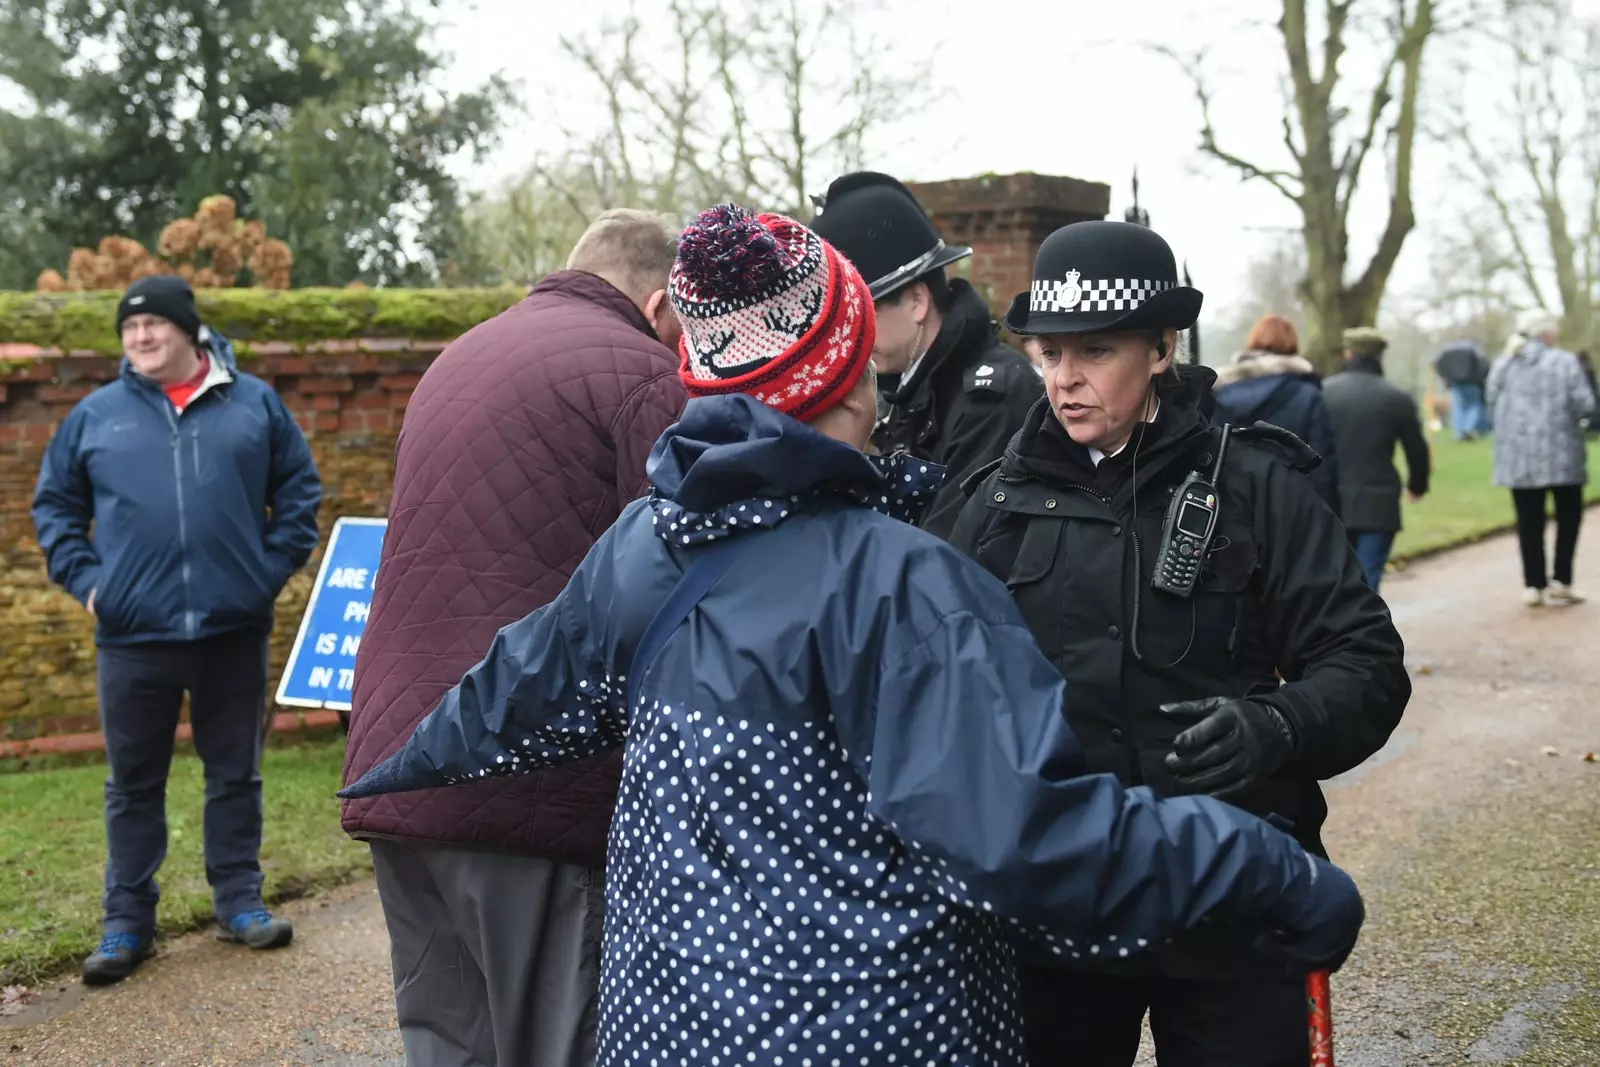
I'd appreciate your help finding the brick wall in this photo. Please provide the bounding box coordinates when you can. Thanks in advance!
[0,340,443,744]
[907,172,1111,311]
[0,169,1108,748]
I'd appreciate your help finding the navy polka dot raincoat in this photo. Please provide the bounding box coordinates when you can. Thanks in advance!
[344,393,1341,1066]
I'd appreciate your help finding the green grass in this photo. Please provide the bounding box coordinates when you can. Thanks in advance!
[1391,433,1600,563]
[0,736,367,984]
[0,431,1592,987]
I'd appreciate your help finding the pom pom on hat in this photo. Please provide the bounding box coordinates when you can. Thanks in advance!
[673,203,787,302]
[670,203,874,422]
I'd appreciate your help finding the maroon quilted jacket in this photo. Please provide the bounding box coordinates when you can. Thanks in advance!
[340,271,686,865]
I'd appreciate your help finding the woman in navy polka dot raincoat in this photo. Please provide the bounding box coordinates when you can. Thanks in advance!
[343,205,1364,1066]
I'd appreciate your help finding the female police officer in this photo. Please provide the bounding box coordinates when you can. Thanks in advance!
[948,221,1410,1067]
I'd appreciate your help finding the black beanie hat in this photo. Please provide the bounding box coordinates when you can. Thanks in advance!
[116,275,203,341]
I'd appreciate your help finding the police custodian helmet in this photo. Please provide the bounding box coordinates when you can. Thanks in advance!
[1004,220,1203,337]
[808,172,972,301]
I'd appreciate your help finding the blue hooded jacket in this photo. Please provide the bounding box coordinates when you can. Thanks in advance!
[32,331,321,644]
[343,393,1351,1066]
[1213,351,1342,516]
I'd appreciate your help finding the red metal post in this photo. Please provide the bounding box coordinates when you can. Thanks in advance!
[1308,970,1335,1066]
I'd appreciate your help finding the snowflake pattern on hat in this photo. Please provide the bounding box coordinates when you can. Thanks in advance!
[671,203,874,421]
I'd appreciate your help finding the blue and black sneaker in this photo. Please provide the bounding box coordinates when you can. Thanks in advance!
[81,931,156,985]
[216,909,294,950]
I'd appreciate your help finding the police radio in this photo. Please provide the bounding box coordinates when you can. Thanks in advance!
[1151,426,1231,599]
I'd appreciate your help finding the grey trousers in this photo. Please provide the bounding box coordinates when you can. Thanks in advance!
[370,840,604,1067]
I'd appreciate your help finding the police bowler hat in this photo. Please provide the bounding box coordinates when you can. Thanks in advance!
[808,172,972,301]
[1004,221,1203,336]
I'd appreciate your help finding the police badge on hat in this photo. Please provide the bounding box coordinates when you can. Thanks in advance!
[1004,221,1203,337]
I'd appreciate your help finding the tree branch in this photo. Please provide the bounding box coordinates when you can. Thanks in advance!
[707,10,759,204]
[1319,0,1355,104]
[1281,0,1317,129]
[1151,43,1301,202]
[1344,0,1432,325]
[1451,113,1548,309]
[1337,32,1403,211]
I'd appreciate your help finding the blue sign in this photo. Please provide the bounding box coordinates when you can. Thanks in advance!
[275,517,387,710]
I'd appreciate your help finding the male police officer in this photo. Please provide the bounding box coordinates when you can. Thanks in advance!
[810,171,1041,537]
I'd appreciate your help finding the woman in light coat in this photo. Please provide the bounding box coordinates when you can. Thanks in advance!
[1487,312,1596,606]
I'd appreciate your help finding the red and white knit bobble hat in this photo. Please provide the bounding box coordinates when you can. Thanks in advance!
[670,203,876,421]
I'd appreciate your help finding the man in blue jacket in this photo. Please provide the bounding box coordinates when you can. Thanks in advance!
[343,205,1365,1067]
[33,275,321,985]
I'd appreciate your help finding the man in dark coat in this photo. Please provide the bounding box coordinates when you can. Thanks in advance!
[341,209,687,1066]
[1323,327,1431,590]
[949,221,1408,1066]
[809,171,1042,538]
[343,203,1367,1067]
[33,276,321,984]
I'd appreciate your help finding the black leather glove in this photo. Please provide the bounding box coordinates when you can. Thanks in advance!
[1160,696,1296,800]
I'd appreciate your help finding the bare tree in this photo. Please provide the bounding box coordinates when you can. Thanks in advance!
[1446,0,1600,347]
[460,0,934,283]
[457,168,600,287]
[1167,1,1446,372]
[1413,213,1521,348]
[1206,236,1308,365]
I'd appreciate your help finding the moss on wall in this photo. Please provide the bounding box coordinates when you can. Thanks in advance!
[0,287,524,355]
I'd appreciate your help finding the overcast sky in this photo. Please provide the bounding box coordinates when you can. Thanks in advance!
[434,0,1460,330]
[10,0,1580,334]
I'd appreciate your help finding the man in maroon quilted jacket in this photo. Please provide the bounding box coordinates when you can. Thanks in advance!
[341,209,687,1067]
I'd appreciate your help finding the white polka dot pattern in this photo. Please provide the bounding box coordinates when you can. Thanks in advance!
[441,667,1039,1065]
[591,697,1029,1066]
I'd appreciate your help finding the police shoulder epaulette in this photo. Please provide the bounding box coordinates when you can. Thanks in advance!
[964,359,1010,395]
[1230,421,1322,473]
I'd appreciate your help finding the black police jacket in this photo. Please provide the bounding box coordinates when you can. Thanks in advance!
[874,278,1042,539]
[948,367,1409,857]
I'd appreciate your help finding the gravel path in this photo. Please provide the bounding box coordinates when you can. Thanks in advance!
[4,529,1597,1066]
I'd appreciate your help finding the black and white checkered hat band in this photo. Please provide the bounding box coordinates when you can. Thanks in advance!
[1030,278,1175,314]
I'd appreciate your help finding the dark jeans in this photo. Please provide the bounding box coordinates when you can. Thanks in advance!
[1512,485,1584,588]
[1349,529,1397,591]
[97,627,271,939]
[1020,966,1310,1067]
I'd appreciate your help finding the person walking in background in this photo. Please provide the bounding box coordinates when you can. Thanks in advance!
[32,275,321,985]
[1322,327,1431,591]
[1434,339,1492,441]
[809,171,1042,537]
[1487,312,1595,607]
[342,203,1367,1067]
[341,209,687,1067]
[1576,351,1599,437]
[1212,313,1342,514]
